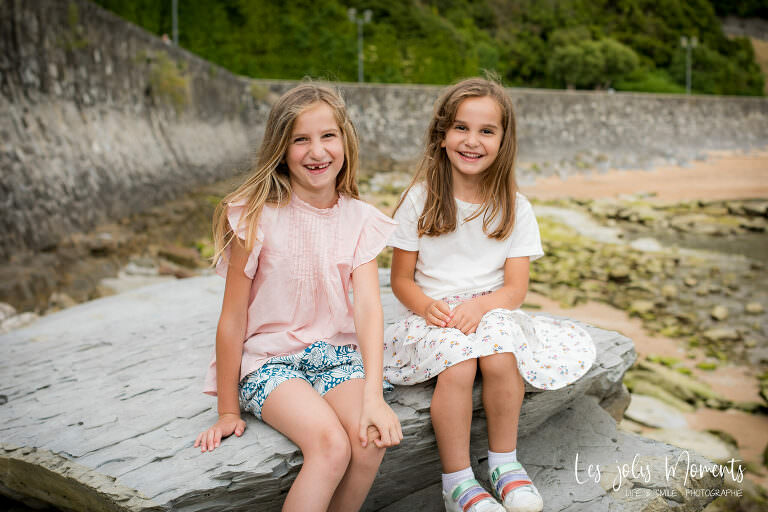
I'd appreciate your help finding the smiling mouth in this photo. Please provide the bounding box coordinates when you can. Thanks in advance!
[458,151,483,161]
[305,162,331,174]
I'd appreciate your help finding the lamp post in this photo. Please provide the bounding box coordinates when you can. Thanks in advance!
[680,36,697,95]
[172,0,178,45]
[348,8,372,82]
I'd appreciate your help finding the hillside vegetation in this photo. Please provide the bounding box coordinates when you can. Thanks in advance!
[94,0,765,95]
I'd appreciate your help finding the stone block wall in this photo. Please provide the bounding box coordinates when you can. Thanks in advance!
[259,80,768,172]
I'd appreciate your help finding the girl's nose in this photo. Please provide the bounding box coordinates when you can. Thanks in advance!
[309,139,325,159]
[466,131,479,146]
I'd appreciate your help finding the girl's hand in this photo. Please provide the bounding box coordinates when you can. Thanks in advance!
[194,413,246,453]
[424,300,452,327]
[446,299,485,334]
[358,397,403,449]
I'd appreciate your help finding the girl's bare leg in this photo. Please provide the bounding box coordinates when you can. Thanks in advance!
[260,379,352,512]
[430,358,478,472]
[323,378,387,512]
[479,353,524,452]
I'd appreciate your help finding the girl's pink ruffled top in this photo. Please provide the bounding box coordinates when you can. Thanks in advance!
[203,193,396,395]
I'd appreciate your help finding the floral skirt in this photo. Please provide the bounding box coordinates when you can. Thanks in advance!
[382,292,596,390]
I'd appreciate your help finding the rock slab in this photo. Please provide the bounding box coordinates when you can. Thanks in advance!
[0,276,721,511]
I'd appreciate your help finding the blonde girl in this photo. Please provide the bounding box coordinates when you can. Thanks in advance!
[384,78,596,512]
[195,83,403,512]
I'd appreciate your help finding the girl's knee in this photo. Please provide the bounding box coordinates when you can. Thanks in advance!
[437,358,477,387]
[479,352,521,380]
[351,441,386,473]
[305,424,352,474]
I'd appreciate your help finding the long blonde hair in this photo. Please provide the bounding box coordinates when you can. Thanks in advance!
[212,83,360,264]
[395,77,518,240]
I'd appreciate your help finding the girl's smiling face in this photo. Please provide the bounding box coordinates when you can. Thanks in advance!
[285,101,345,205]
[441,96,503,184]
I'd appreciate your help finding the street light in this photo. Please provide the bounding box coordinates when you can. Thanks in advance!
[172,0,178,45]
[680,36,698,95]
[348,8,372,82]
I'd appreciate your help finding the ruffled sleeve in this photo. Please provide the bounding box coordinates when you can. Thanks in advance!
[353,204,398,269]
[215,200,263,279]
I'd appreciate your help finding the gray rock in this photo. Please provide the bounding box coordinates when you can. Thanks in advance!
[702,328,740,343]
[597,383,632,422]
[123,261,160,277]
[99,272,176,295]
[624,394,689,429]
[644,429,737,464]
[47,292,78,310]
[742,201,768,217]
[0,302,16,323]
[630,361,728,407]
[661,284,678,299]
[629,237,664,252]
[0,276,720,511]
[629,300,655,318]
[710,306,729,322]
[0,312,39,334]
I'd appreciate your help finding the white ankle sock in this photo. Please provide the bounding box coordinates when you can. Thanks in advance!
[442,466,475,494]
[488,449,517,470]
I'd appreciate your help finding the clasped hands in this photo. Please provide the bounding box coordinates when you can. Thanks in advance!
[424,298,484,334]
[195,399,402,453]
[359,396,403,449]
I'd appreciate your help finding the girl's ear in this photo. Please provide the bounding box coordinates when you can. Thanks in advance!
[440,138,446,148]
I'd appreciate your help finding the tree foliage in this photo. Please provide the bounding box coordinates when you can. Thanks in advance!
[93,0,765,95]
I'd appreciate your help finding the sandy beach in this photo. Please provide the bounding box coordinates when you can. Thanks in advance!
[521,150,768,202]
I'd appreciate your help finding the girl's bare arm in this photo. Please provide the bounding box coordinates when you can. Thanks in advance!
[352,259,403,448]
[446,256,530,334]
[390,248,451,326]
[195,240,252,452]
[475,256,530,312]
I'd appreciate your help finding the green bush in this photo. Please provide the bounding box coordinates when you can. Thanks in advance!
[548,38,639,89]
[615,69,687,94]
[600,38,640,87]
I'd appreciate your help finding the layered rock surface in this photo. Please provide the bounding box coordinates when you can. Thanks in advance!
[0,275,721,511]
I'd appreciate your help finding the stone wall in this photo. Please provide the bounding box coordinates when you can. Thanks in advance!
[721,16,768,41]
[0,0,269,261]
[3,0,768,261]
[260,79,768,171]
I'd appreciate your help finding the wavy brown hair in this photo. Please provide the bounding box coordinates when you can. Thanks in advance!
[395,77,518,240]
[212,83,360,264]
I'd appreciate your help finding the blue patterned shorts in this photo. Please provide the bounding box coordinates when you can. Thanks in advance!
[239,341,365,419]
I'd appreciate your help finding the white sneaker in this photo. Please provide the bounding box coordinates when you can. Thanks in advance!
[443,478,506,512]
[488,462,543,512]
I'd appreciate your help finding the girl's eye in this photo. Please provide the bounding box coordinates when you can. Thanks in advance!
[454,124,467,131]
[322,132,337,138]
[293,136,308,143]
[482,129,495,135]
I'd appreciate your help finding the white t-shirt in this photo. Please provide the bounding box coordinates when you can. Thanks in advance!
[389,184,544,301]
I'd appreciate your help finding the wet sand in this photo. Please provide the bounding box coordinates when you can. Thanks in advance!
[520,150,768,202]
